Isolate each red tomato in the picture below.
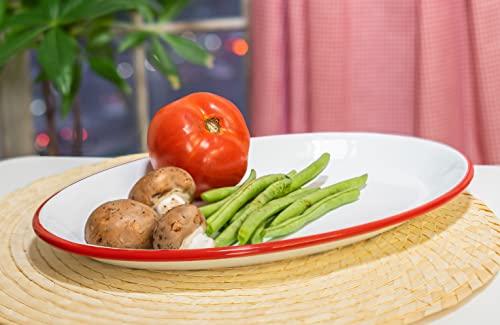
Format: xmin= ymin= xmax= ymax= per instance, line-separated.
xmin=147 ymin=92 xmax=250 ymax=196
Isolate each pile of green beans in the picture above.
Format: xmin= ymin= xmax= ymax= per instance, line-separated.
xmin=199 ymin=170 xmax=256 ymax=218
xmin=199 ymin=153 xmax=368 ymax=247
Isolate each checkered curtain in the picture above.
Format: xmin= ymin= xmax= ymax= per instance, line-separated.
xmin=250 ymin=0 xmax=500 ymax=164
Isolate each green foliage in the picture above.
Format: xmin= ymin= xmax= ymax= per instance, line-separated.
xmin=162 ymin=33 xmax=213 ymax=68
xmin=0 ymin=0 xmax=5 ymax=28
xmin=37 ymin=28 xmax=78 ymax=83
xmin=37 ymin=27 xmax=79 ymax=115
xmin=60 ymin=0 xmax=147 ymax=24
xmin=89 ymin=56 xmax=132 ymax=94
xmin=159 ymin=0 xmax=189 ymax=22
xmin=118 ymin=31 xmax=149 ymax=53
xmin=0 ymin=28 xmax=44 ymax=67
xmin=0 ymin=0 xmax=213 ymax=117
xmin=149 ymin=36 xmax=180 ymax=89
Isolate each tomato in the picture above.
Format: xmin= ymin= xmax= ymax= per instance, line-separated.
xmin=147 ymin=92 xmax=250 ymax=196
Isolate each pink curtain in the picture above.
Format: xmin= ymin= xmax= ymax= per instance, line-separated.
xmin=250 ymin=0 xmax=500 ymax=164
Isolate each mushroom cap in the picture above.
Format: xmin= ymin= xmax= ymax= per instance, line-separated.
xmin=129 ymin=166 xmax=196 ymax=208
xmin=85 ymin=199 xmax=158 ymax=249
xmin=153 ymin=204 xmax=206 ymax=249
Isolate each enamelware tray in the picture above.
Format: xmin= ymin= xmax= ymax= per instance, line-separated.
xmin=33 ymin=132 xmax=473 ymax=270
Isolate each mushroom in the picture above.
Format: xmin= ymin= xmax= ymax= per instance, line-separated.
xmin=85 ymin=199 xmax=158 ymax=249
xmin=153 ymin=204 xmax=214 ymax=249
xmin=129 ymin=166 xmax=196 ymax=215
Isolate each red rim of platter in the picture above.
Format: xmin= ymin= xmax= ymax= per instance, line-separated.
xmin=32 ymin=155 xmax=474 ymax=262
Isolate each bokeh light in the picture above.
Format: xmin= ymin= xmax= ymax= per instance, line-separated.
xmin=72 ymin=128 xmax=89 ymax=141
xmin=204 ymin=33 xmax=222 ymax=52
xmin=231 ymin=38 xmax=249 ymax=56
xmin=117 ymin=62 xmax=134 ymax=79
xmin=35 ymin=133 xmax=50 ymax=148
xmin=60 ymin=127 xmax=88 ymax=142
xmin=30 ymin=99 xmax=46 ymax=116
xmin=60 ymin=127 xmax=72 ymax=141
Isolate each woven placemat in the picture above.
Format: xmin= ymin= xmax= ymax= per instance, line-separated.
xmin=0 ymin=155 xmax=499 ymax=324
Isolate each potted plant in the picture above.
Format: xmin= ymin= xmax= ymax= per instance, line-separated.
xmin=0 ymin=0 xmax=213 ymax=155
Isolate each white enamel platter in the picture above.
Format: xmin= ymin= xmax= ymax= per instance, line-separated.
xmin=33 ymin=133 xmax=473 ymax=270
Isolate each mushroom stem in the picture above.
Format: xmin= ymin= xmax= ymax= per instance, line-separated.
xmin=154 ymin=192 xmax=189 ymax=215
xmin=180 ymin=226 xmax=215 ymax=249
xmin=152 ymin=204 xmax=210 ymax=249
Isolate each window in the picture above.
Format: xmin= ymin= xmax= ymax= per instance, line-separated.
xmin=30 ymin=0 xmax=249 ymax=156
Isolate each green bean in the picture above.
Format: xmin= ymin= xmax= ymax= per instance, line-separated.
xmin=250 ymin=222 xmax=266 ymax=244
xmin=230 ymin=152 xmax=325 ymax=224
xmin=199 ymin=169 xmax=256 ymax=218
xmin=199 ymin=198 xmax=227 ymax=219
xmin=287 ymin=153 xmax=330 ymax=192
xmin=201 ymin=186 xmax=238 ymax=203
xmin=224 ymin=177 xmax=290 ymax=244
xmin=213 ymin=215 xmax=244 ymax=247
xmin=208 ymin=169 xmax=297 ymax=222
xmin=201 ymin=170 xmax=258 ymax=203
xmin=221 ymin=177 xmax=291 ymax=239
xmin=206 ymin=173 xmax=287 ymax=235
xmin=229 ymin=201 xmax=252 ymax=224
xmin=230 ymin=170 xmax=297 ymax=227
xmin=229 ymin=169 xmax=297 ymax=224
xmin=264 ymin=189 xmax=360 ymax=239
xmin=236 ymin=187 xmax=319 ymax=245
xmin=233 ymin=153 xmax=330 ymax=244
xmin=270 ymin=174 xmax=367 ymax=226
xmin=215 ymin=188 xmax=316 ymax=247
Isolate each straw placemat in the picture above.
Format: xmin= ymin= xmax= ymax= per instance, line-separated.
xmin=0 ymin=155 xmax=500 ymax=324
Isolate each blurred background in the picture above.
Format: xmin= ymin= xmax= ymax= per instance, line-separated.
xmin=1 ymin=0 xmax=499 ymax=164
xmin=0 ymin=0 xmax=249 ymax=157
xmin=30 ymin=0 xmax=248 ymax=157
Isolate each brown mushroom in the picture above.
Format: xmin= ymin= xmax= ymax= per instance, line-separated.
xmin=129 ymin=167 xmax=196 ymax=215
xmin=85 ymin=199 xmax=158 ymax=249
xmin=153 ymin=204 xmax=214 ymax=249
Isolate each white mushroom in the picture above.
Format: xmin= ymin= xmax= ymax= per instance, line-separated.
xmin=153 ymin=204 xmax=214 ymax=249
xmin=129 ymin=166 xmax=196 ymax=215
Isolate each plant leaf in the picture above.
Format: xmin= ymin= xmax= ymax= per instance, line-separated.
xmin=149 ymin=37 xmax=180 ymax=89
xmin=37 ymin=28 xmax=78 ymax=81
xmin=60 ymin=0 xmax=84 ymax=16
xmin=159 ymin=0 xmax=189 ymax=22
xmin=138 ymin=4 xmax=155 ymax=23
xmin=3 ymin=10 xmax=49 ymax=28
xmin=142 ymin=0 xmax=162 ymax=13
xmin=0 ymin=0 xmax=6 ymax=27
xmin=40 ymin=0 xmax=60 ymax=19
xmin=88 ymin=56 xmax=132 ymax=94
xmin=53 ymin=63 xmax=73 ymax=106
xmin=162 ymin=33 xmax=213 ymax=67
xmin=61 ymin=62 xmax=82 ymax=116
xmin=88 ymin=31 xmax=113 ymax=48
xmin=86 ymin=43 xmax=114 ymax=58
xmin=84 ymin=19 xmax=114 ymax=54
xmin=118 ymin=31 xmax=149 ymax=53
xmin=4 ymin=0 xmax=59 ymax=29
xmin=61 ymin=0 xmax=146 ymax=23
xmin=0 ymin=27 xmax=46 ymax=67
xmin=21 ymin=0 xmax=38 ymax=7
xmin=37 ymin=27 xmax=79 ymax=116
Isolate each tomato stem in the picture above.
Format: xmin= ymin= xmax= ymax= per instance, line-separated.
xmin=205 ymin=118 xmax=221 ymax=134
